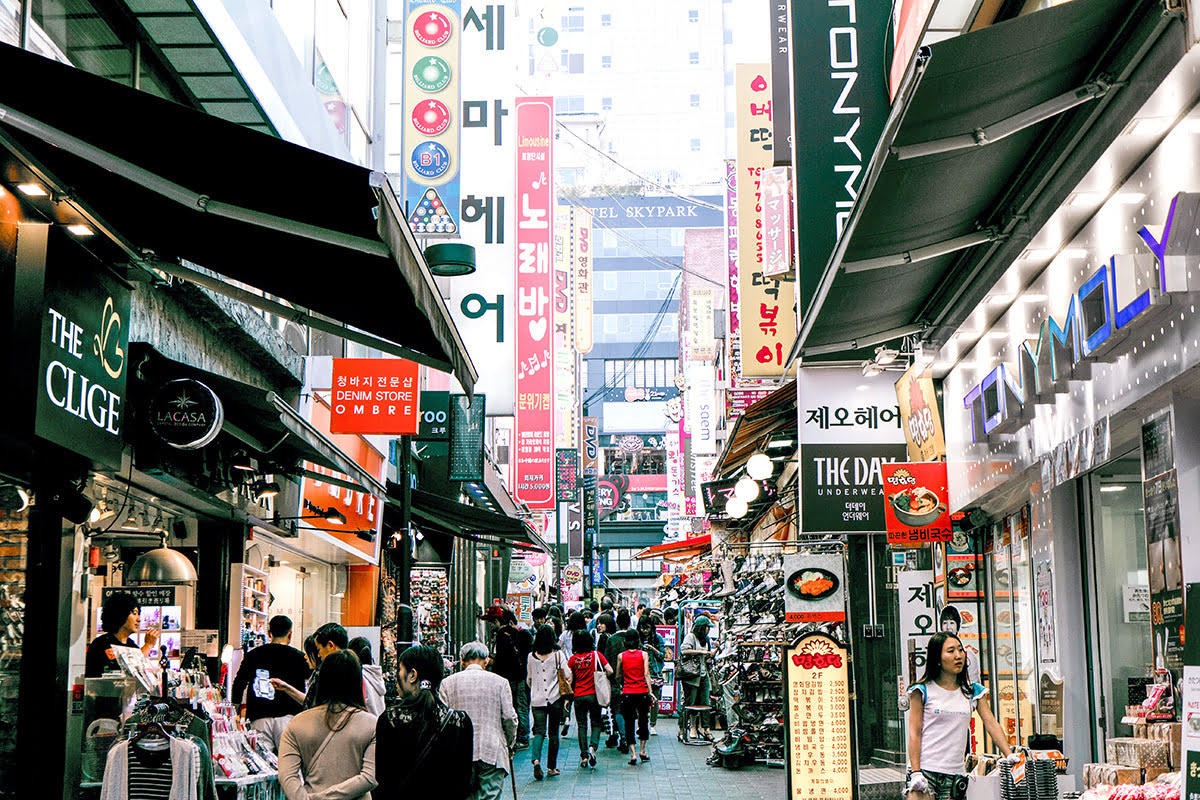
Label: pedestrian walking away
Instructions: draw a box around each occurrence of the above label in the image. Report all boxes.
[526,625,571,780]
[439,641,518,800]
[348,636,387,716]
[566,630,612,770]
[375,644,475,800]
[278,650,377,800]
[230,614,311,751]
[615,630,652,765]
[483,605,533,749]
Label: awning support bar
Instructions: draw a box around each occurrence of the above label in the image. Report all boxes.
[841,228,1002,273]
[268,392,388,498]
[889,79,1114,161]
[798,323,926,358]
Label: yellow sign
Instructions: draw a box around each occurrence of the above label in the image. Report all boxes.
[895,364,947,462]
[735,64,796,377]
[784,633,854,799]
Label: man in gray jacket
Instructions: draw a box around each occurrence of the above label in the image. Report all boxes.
[439,641,517,800]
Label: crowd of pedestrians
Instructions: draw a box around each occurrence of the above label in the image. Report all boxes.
[230,599,695,800]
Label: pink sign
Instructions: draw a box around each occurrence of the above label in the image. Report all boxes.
[514,98,555,509]
[760,167,792,277]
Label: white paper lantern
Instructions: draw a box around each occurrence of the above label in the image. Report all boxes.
[746,452,773,480]
[725,496,749,519]
[734,475,760,502]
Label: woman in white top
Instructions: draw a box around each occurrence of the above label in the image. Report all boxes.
[907,632,1011,799]
[526,625,572,780]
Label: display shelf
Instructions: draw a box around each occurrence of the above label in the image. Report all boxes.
[242,607,267,616]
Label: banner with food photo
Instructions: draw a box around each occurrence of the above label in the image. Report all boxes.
[782,552,846,622]
[881,462,953,547]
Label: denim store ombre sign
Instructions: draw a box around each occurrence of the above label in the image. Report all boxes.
[963,191,1200,443]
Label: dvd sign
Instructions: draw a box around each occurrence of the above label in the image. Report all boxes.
[149,379,223,450]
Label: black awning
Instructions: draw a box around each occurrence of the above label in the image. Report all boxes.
[386,484,548,552]
[0,44,475,393]
[792,0,1181,360]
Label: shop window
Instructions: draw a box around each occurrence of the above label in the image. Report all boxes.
[689,51,700,65]
[607,547,661,575]
[984,508,1037,750]
[601,13,611,27]
[601,55,611,69]
[690,93,700,108]
[688,10,699,22]
[602,96,613,111]
[562,13,584,32]
[690,138,701,152]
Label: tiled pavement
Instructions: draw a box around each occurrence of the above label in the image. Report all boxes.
[506,725,784,800]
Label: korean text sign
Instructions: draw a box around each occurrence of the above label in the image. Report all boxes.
[881,462,952,547]
[735,65,796,376]
[330,358,419,434]
[514,97,555,509]
[784,633,854,798]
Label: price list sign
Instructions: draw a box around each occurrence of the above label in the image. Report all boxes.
[784,632,854,799]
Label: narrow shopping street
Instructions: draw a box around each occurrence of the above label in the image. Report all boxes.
[507,729,783,800]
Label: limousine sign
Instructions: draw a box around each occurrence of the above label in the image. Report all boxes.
[963,191,1200,443]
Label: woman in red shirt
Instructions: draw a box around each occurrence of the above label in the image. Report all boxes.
[615,630,652,765]
[567,630,613,769]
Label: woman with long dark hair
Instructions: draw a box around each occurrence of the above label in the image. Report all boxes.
[278,650,377,800]
[567,630,613,769]
[616,630,652,765]
[375,645,474,800]
[526,625,570,779]
[906,632,1011,799]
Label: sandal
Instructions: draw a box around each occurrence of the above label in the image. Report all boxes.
[547,768,560,777]
[589,748,597,767]
[533,762,543,781]
[628,757,638,766]
[640,752,650,762]
[580,758,589,769]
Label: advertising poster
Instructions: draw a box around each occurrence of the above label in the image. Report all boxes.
[555,448,579,502]
[513,97,555,509]
[448,394,486,481]
[782,552,846,623]
[894,364,947,462]
[880,462,952,547]
[688,287,716,360]
[1035,560,1057,664]
[401,0,462,235]
[735,64,796,377]
[666,431,685,519]
[784,633,854,799]
[1144,470,1184,679]
[760,166,793,277]
[657,625,679,714]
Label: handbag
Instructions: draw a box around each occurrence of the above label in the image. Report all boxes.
[556,652,573,699]
[592,652,611,707]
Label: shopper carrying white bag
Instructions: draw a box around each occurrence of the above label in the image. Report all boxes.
[592,652,611,707]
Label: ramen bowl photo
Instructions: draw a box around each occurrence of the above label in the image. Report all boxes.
[890,486,947,527]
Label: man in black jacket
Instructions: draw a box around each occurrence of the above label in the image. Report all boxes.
[231,615,310,750]
[603,608,633,751]
[484,606,532,748]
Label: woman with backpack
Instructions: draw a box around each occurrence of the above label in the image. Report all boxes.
[567,630,613,769]
[526,625,571,779]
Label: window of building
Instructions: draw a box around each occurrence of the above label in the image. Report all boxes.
[603,273,619,291]
[603,316,619,335]
[557,167,584,186]
[725,111,736,128]
[602,97,613,111]
[688,9,699,22]
[599,359,680,389]
[601,55,611,69]
[608,547,662,575]
[689,51,700,65]
[601,13,612,26]
[690,93,700,109]
[562,12,584,32]
[724,29,734,44]
[690,138,701,152]
[567,53,584,73]
[555,95,585,114]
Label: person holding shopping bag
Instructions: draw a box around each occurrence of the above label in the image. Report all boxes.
[615,630,652,766]
[526,626,571,779]
[567,630,613,770]
[906,632,1012,800]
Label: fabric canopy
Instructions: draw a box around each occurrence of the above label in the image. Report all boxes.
[387,485,549,553]
[791,0,1180,361]
[0,43,476,392]
[634,535,711,561]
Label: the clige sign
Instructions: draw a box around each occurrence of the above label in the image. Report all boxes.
[329,358,420,435]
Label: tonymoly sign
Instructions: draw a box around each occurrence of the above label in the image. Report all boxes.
[963,191,1197,443]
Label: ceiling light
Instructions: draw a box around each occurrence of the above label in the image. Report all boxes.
[1115,192,1146,204]
[252,479,282,500]
[987,295,1015,305]
[1017,294,1047,303]
[734,475,760,502]
[747,453,773,481]
[1059,248,1089,259]
[17,183,47,197]
[874,346,899,365]
[861,360,883,377]
[1068,192,1105,206]
[1123,117,1171,137]
[324,507,347,525]
[1100,485,1127,493]
[121,507,141,530]
[232,450,255,471]
[66,224,94,237]
[1023,249,1054,261]
[88,505,103,524]
[725,496,749,519]
[767,439,794,449]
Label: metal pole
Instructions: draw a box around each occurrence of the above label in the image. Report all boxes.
[395,435,414,651]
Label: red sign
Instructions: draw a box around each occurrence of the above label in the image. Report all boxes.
[513,98,555,509]
[881,461,953,547]
[303,396,386,557]
[760,166,793,277]
[330,358,420,434]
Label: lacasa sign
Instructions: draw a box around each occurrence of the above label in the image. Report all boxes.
[964,192,1199,443]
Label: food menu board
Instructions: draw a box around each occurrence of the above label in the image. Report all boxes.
[784,632,854,799]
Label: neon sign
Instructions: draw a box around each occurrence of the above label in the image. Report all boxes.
[963,191,1198,443]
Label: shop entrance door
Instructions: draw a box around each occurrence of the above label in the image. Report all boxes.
[1082,456,1150,754]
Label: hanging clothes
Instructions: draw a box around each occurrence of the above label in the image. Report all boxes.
[99,736,206,800]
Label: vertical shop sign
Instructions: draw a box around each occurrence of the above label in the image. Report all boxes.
[760,166,793,277]
[1035,560,1057,664]
[402,0,462,234]
[725,160,743,381]
[555,448,579,502]
[1144,470,1185,679]
[448,393,486,481]
[784,632,855,799]
[513,97,555,509]
[35,253,131,469]
[789,0,891,319]
[416,391,450,439]
[574,207,593,354]
[580,417,598,559]
[769,0,792,166]
[665,431,684,519]
[895,364,946,462]
[330,359,420,434]
[736,64,796,377]
[688,287,715,361]
[553,209,576,449]
[898,569,935,684]
[685,362,716,454]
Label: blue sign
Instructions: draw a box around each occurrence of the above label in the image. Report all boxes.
[410,141,451,179]
[591,552,605,586]
[564,196,724,229]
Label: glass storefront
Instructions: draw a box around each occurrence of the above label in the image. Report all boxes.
[0,488,29,798]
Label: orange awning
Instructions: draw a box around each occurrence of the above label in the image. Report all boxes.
[633,535,711,561]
